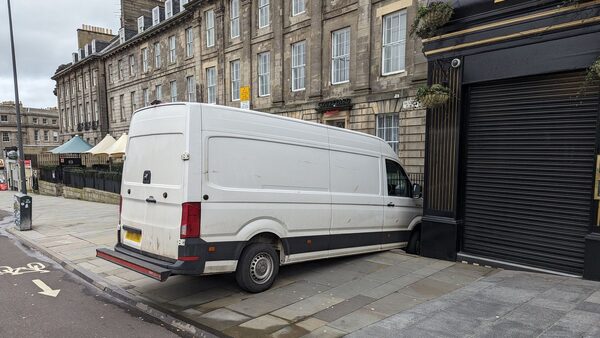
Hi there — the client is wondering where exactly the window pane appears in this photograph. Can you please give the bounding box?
[382,10,407,74]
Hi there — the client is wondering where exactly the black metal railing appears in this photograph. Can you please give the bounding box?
[409,173,425,189]
[41,166,121,194]
[63,168,122,194]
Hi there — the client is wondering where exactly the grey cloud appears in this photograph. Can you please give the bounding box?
[0,0,120,108]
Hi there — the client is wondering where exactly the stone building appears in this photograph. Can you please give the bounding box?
[52,25,115,145]
[0,101,60,150]
[53,0,427,174]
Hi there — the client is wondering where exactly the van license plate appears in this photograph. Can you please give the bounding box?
[125,231,142,243]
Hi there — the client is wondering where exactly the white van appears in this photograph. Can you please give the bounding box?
[97,103,423,292]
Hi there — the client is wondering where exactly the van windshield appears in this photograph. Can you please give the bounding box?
[123,133,185,187]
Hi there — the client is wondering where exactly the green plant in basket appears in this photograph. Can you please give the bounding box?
[415,84,451,108]
[410,2,454,39]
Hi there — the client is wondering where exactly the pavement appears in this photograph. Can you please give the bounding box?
[0,212,181,338]
[4,191,600,337]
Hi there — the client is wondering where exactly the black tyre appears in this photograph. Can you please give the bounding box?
[235,243,279,293]
[406,226,421,255]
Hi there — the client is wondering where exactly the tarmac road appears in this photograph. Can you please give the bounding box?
[0,212,184,338]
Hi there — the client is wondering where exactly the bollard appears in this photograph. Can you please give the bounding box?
[14,193,32,231]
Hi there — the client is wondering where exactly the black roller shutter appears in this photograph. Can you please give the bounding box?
[463,71,599,275]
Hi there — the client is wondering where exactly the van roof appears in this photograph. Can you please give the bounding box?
[134,102,396,156]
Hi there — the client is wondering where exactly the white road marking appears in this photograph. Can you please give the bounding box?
[0,262,50,276]
[32,279,60,297]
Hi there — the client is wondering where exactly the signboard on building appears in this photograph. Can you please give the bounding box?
[240,86,250,110]
[24,160,31,169]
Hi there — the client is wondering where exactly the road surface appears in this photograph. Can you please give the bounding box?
[0,212,184,338]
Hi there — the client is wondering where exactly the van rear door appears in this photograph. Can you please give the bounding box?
[120,104,189,260]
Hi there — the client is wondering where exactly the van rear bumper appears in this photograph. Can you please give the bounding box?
[96,244,206,282]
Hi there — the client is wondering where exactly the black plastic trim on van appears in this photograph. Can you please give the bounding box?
[282,230,411,255]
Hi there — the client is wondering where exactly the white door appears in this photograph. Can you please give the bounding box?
[382,159,420,248]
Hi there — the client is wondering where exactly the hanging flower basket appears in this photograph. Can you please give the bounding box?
[590,58,600,79]
[415,84,451,108]
[411,2,454,39]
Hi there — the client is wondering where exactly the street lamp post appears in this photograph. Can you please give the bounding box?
[7,0,32,230]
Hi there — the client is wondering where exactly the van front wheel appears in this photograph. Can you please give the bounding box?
[235,243,279,293]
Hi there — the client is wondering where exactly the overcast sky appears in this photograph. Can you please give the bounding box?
[0,1,121,109]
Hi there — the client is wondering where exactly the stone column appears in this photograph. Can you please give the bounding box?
[352,0,371,94]
[308,0,322,100]
[271,0,284,106]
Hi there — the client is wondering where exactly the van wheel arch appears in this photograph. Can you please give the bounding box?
[246,232,285,263]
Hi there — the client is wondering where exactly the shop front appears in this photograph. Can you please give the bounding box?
[419,0,600,279]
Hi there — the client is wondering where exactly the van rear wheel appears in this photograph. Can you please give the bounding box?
[235,243,279,293]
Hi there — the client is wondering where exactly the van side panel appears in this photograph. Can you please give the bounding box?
[200,106,332,261]
[329,150,384,250]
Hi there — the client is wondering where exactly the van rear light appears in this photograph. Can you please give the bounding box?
[180,202,201,238]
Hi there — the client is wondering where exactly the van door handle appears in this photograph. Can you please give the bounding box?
[387,202,395,207]
[146,196,156,203]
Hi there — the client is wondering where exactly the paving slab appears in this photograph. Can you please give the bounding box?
[328,308,387,333]
[271,294,345,321]
[269,325,310,338]
[313,294,376,322]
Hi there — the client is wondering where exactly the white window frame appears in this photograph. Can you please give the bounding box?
[92,70,98,87]
[137,16,145,33]
[0,115,7,122]
[186,76,196,101]
[230,60,240,101]
[170,80,178,102]
[185,27,194,57]
[165,0,173,19]
[2,132,9,142]
[376,113,399,153]
[152,6,161,26]
[156,84,162,101]
[180,0,189,12]
[206,10,215,47]
[230,0,240,39]
[331,27,351,84]
[258,0,270,28]
[119,94,125,120]
[154,42,162,68]
[168,35,177,63]
[382,10,407,75]
[206,67,217,104]
[44,130,49,142]
[291,41,306,91]
[93,100,98,121]
[143,88,149,106]
[53,132,58,142]
[108,64,113,83]
[129,54,136,76]
[292,0,305,16]
[117,60,123,80]
[142,48,149,72]
[258,52,270,97]
[130,91,136,113]
[34,130,39,142]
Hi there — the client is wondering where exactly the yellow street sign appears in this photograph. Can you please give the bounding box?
[240,86,250,101]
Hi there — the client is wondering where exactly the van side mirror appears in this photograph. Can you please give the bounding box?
[412,184,422,198]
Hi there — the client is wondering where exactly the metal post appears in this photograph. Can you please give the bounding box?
[7,0,27,195]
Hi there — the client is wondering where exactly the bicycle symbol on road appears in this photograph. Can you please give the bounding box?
[0,262,50,276]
